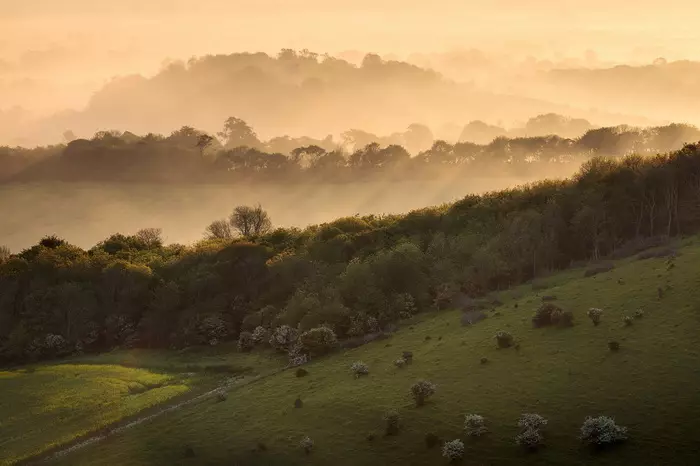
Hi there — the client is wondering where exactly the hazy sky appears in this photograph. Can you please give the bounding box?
[2,0,700,63]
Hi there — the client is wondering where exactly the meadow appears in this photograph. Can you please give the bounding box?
[0,346,284,465]
[43,237,700,465]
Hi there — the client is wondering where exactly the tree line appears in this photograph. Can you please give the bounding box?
[2,142,700,364]
[1,116,699,183]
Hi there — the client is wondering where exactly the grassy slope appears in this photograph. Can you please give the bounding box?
[0,346,284,465]
[49,237,700,465]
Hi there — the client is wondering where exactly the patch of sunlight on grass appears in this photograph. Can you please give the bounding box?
[0,364,191,466]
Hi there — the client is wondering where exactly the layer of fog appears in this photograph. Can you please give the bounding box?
[0,170,578,252]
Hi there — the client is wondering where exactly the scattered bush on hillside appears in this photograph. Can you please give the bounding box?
[300,436,314,454]
[634,309,645,319]
[237,331,254,352]
[515,413,547,449]
[623,316,634,326]
[269,325,299,351]
[183,445,196,458]
[608,341,620,352]
[394,358,407,368]
[480,357,489,365]
[579,416,628,446]
[515,428,544,449]
[366,433,376,442]
[216,391,227,402]
[541,295,558,302]
[464,414,488,436]
[351,361,369,377]
[410,380,436,406]
[495,330,514,348]
[294,397,303,408]
[584,263,615,277]
[532,303,563,328]
[383,409,401,435]
[298,326,338,357]
[553,309,574,327]
[587,308,603,326]
[442,439,465,462]
[518,413,548,431]
[402,351,414,364]
[295,367,309,377]
[425,432,440,449]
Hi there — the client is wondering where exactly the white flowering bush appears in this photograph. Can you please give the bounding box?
[394,358,406,368]
[269,325,299,351]
[515,428,543,448]
[393,293,417,319]
[410,380,436,406]
[251,326,269,344]
[366,316,380,333]
[299,436,314,453]
[587,308,603,326]
[351,361,369,377]
[442,439,465,462]
[579,416,628,446]
[515,413,547,449]
[518,413,548,431]
[464,414,488,436]
[288,352,308,367]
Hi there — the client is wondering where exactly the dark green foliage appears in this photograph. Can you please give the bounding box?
[297,327,338,357]
[216,392,227,402]
[424,432,440,449]
[3,143,700,365]
[295,368,309,378]
[294,397,303,408]
[624,316,634,326]
[608,341,621,352]
[366,433,376,442]
[480,357,489,364]
[183,446,195,458]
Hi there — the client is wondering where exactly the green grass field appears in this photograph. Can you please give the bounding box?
[18,238,700,465]
[0,346,285,465]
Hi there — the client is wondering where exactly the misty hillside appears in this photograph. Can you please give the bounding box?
[9,50,681,147]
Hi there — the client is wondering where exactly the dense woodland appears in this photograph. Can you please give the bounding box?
[1,117,699,183]
[2,142,700,364]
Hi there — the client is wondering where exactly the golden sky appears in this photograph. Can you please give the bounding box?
[2,0,700,63]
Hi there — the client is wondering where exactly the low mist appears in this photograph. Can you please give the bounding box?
[0,169,575,252]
